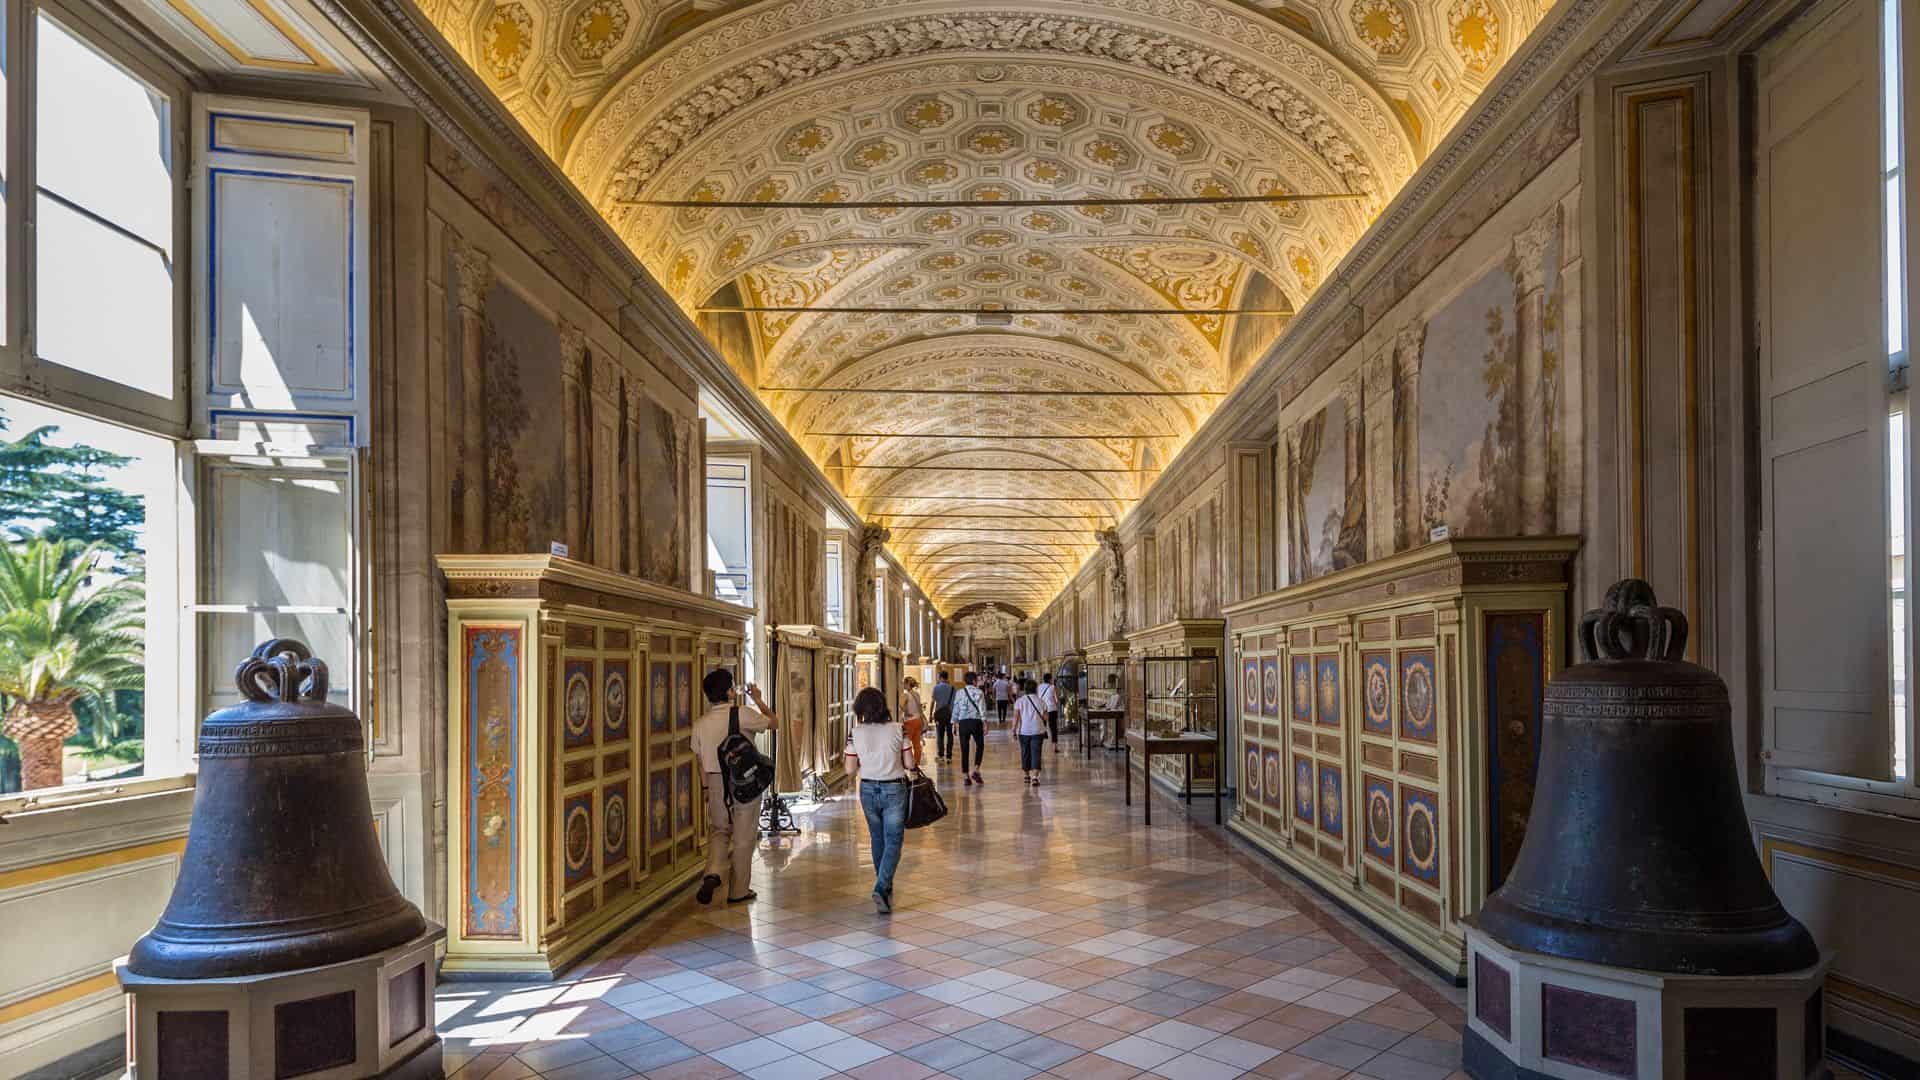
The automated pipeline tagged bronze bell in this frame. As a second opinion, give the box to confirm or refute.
[1473,580,1818,975]
[127,639,426,978]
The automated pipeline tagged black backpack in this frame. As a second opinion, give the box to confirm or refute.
[717,706,775,806]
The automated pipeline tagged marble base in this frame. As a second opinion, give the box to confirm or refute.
[115,926,445,1079]
[1465,925,1831,1080]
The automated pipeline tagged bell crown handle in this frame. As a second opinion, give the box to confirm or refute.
[234,638,332,704]
[1578,579,1689,663]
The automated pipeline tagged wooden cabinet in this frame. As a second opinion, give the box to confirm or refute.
[1222,538,1576,978]
[439,555,750,977]
[772,625,858,791]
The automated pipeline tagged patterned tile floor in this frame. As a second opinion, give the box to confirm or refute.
[434,726,1864,1080]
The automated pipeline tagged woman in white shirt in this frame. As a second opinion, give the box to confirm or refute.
[845,686,914,913]
[1012,678,1049,787]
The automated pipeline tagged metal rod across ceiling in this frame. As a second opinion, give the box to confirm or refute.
[619,192,1359,210]
[841,464,1158,473]
[770,387,1221,396]
[706,305,1286,315]
[808,431,1173,439]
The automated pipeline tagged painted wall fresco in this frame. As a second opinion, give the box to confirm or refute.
[1417,228,1564,537]
[637,399,689,587]
[1275,156,1581,586]
[1293,398,1365,579]
[480,279,566,553]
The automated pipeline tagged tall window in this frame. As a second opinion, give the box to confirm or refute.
[1888,0,1911,781]
[705,458,750,601]
[1758,0,1920,811]
[824,539,843,630]
[0,7,369,807]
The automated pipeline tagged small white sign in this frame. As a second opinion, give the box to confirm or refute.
[1428,524,1451,542]
[549,541,570,558]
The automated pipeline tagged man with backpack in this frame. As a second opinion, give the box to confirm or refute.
[690,668,776,905]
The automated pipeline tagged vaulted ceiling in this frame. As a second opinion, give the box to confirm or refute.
[421,0,1552,614]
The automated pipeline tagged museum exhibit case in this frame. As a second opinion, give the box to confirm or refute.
[1125,620,1226,796]
[772,625,859,793]
[1222,537,1577,978]
[856,641,904,707]
[437,554,750,978]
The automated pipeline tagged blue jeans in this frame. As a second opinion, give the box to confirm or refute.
[1019,733,1044,771]
[860,779,908,896]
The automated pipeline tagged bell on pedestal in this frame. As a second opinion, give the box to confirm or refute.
[1465,582,1826,1080]
[1474,579,1816,974]
[127,638,426,979]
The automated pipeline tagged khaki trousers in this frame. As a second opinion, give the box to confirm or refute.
[704,777,759,897]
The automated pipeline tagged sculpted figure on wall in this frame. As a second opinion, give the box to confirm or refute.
[853,524,890,641]
[1097,527,1127,638]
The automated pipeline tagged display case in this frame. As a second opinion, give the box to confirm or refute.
[1125,620,1225,796]
[438,554,751,977]
[1082,639,1129,752]
[1222,537,1576,979]
[856,641,903,705]
[772,625,859,792]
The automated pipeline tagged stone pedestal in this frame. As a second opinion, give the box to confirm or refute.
[117,927,445,1079]
[1464,926,1831,1080]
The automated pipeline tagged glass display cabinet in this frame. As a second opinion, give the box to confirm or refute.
[1124,619,1226,798]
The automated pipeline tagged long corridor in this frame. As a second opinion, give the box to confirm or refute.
[436,727,1475,1080]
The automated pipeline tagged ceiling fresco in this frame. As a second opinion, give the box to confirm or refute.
[421,0,1553,612]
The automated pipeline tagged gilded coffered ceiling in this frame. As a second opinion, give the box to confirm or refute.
[420,0,1553,612]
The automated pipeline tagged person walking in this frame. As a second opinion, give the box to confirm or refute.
[1037,672,1061,751]
[899,676,926,764]
[845,686,913,913]
[993,672,1012,725]
[931,670,955,762]
[1012,678,1048,786]
[952,671,989,786]
[690,668,775,905]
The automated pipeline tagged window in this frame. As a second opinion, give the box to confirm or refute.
[824,538,843,630]
[0,6,369,810]
[705,458,750,601]
[1757,0,1920,812]
[0,397,179,794]
[34,12,175,401]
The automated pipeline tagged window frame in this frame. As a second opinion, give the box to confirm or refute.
[6,0,192,436]
[1757,0,1920,817]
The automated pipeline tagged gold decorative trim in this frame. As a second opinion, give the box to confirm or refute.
[0,836,186,891]
[161,0,338,74]
[0,971,119,1025]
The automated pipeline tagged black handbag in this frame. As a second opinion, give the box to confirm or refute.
[904,767,947,829]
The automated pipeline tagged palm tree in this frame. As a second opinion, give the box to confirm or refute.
[0,540,143,791]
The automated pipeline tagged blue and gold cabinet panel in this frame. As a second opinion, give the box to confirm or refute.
[440,554,751,979]
[1234,633,1285,834]
[1219,537,1574,981]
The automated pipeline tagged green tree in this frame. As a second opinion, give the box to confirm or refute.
[0,418,146,555]
[0,540,144,792]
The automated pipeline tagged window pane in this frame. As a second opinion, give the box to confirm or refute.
[1897,410,1910,781]
[0,396,169,794]
[204,463,351,608]
[201,612,350,714]
[35,16,171,247]
[33,14,174,398]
